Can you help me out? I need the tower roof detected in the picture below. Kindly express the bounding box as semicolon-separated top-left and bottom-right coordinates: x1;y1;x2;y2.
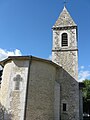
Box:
53;6;76;28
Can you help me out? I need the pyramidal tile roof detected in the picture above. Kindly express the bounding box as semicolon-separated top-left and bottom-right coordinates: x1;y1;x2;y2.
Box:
53;6;76;28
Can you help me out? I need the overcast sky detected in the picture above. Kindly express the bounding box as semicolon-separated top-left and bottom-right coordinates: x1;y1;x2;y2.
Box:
0;0;90;81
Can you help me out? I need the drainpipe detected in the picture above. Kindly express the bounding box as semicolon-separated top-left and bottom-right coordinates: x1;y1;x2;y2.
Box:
24;56;32;120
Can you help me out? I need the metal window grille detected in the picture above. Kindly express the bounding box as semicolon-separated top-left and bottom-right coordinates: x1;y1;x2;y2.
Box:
62;33;68;47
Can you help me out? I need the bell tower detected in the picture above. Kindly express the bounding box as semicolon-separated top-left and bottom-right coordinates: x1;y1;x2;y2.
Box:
52;6;78;80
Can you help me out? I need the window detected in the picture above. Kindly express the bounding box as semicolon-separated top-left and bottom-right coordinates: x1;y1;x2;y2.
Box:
15;80;20;90
13;74;23;90
61;33;68;47
63;103;67;111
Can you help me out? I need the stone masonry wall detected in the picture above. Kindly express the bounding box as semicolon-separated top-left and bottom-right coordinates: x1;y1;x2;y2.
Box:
1;60;29;120
52;28;78;80
53;50;78;80
52;23;79;120
56;68;79;120
25;60;56;120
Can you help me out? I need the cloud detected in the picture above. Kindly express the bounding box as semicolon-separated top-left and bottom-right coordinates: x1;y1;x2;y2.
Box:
80;66;84;69
48;54;52;60
0;48;22;61
79;70;90;82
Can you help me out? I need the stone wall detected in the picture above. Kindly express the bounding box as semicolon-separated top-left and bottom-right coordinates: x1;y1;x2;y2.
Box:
25;59;57;120
52;19;79;120
79;89;83;120
52;28;78;80
0;59;29;120
56;68;80;120
0;56;80;120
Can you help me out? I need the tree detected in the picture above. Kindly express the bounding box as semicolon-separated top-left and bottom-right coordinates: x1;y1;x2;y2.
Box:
83;79;90;101
82;79;90;114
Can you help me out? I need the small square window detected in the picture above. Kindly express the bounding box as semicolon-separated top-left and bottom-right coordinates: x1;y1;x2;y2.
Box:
63;103;67;111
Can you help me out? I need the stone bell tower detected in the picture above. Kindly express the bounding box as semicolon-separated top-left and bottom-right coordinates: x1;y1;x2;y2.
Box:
52;6;78;80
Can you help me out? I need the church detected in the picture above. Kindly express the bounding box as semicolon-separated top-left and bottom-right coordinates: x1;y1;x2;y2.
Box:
0;6;83;120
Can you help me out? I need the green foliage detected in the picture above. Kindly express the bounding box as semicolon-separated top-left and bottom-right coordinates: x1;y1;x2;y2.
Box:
83;79;90;101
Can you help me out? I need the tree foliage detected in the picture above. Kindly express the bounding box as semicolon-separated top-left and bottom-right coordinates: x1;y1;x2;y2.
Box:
83;79;90;101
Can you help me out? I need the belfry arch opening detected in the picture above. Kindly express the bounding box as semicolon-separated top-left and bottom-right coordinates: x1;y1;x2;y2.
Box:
61;33;68;47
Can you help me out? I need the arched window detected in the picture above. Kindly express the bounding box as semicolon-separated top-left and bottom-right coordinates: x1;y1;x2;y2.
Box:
13;74;23;90
61;33;68;47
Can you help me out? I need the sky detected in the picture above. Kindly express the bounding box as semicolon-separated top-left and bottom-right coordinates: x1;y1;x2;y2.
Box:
0;0;90;81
